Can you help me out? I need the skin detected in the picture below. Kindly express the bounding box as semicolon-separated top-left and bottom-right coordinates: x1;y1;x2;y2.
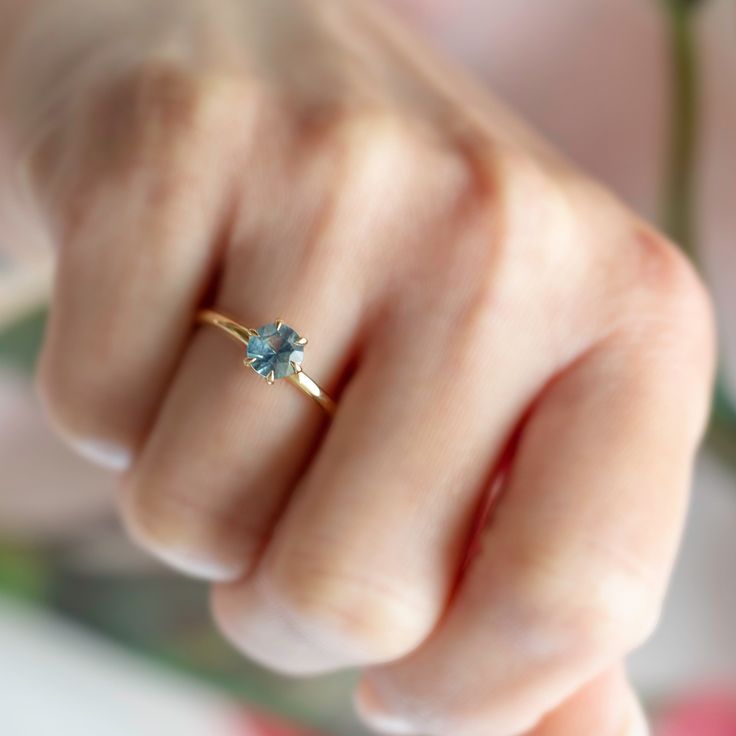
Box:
0;0;716;734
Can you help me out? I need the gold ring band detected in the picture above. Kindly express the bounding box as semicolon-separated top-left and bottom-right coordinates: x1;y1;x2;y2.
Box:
196;309;336;416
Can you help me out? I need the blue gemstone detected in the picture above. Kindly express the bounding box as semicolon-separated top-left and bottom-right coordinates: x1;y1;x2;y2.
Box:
246;323;304;380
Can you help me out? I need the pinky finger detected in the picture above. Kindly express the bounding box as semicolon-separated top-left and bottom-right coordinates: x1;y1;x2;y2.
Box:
526;666;648;736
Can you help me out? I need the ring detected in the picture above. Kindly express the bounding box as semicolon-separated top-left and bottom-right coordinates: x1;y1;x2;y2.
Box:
197;309;336;416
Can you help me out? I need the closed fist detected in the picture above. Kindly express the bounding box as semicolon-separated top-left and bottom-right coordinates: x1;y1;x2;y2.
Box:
1;1;715;734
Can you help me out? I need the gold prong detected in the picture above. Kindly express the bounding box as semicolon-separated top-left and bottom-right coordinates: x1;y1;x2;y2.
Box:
266;370;275;385
290;361;302;374
296;336;308;346
275;320;284;330
245;328;258;338
243;357;257;367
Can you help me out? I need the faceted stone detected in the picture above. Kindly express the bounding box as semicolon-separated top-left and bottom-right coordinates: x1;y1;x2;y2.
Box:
246;322;304;380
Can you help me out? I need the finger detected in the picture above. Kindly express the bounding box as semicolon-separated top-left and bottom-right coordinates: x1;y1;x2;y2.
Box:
526;667;648;736
355;667;648;736
208;159;569;673
210;328;527;671
120;279;357;581
119;112;436;580
355;270;713;736
36;64;246;469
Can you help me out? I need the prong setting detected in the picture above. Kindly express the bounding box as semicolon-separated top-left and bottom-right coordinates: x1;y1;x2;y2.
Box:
199;309;335;415
245;321;305;381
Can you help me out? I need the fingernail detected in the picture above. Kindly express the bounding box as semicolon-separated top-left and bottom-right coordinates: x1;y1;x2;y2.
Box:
354;680;416;735
70;437;132;471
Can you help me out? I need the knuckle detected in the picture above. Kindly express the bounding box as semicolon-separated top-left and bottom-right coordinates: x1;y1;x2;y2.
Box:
470;144;577;299
502;541;662;658
341;107;418;154
120;475;258;582
566;572;661;652
619;230;716;409
339;107;493;221
494;142;571;233
112;61;241;154
263;553;431;662
119;485;184;564
633;228;713;332
121;61;205;141
340;110;426;193
44;59;258;224
77;59;259;191
437;143;576;328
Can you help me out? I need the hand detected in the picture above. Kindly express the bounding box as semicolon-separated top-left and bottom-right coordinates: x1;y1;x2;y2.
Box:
2;1;714;734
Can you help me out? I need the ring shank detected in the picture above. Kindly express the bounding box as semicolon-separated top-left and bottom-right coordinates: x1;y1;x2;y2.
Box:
196;309;336;416
287;370;336;415
197;309;253;346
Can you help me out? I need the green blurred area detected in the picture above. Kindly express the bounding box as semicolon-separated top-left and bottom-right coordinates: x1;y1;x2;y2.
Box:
0;306;46;373
0;542;49;604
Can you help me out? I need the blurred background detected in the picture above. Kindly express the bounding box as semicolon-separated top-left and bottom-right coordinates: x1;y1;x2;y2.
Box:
1;0;735;734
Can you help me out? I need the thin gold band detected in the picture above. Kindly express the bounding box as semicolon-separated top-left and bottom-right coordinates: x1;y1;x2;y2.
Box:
196;309;336;416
